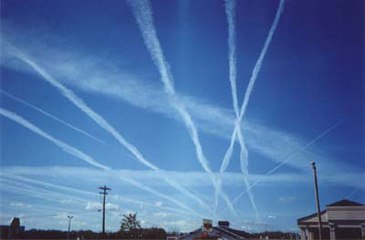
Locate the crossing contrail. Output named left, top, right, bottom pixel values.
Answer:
left=228, top=118, right=347, bottom=209
left=0, top=108, right=111, bottom=171
left=0, top=107, right=202, bottom=214
left=5, top=45, right=211, bottom=214
left=221, top=0, right=259, bottom=221
left=219, top=0, right=285, bottom=219
left=0, top=89, right=106, bottom=145
left=127, top=0, right=232, bottom=214
left=221, top=0, right=286, bottom=172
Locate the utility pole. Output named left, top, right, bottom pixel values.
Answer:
left=99, top=185, right=111, bottom=236
left=67, top=215, right=73, bottom=240
left=311, top=161, right=322, bottom=240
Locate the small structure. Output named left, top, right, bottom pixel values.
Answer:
left=180, top=220, right=252, bottom=240
left=0, top=217, right=25, bottom=239
left=297, top=199, right=365, bottom=240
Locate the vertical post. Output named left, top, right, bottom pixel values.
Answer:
left=67, top=215, right=73, bottom=240
left=329, top=222, right=336, bottom=240
left=360, top=223, right=365, bottom=240
left=311, top=161, right=323, bottom=240
left=99, top=185, right=111, bottom=237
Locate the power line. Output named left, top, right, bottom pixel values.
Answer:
left=98, top=185, right=111, bottom=236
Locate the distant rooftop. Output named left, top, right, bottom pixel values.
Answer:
left=327, top=199, right=364, bottom=207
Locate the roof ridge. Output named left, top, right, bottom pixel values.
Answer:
left=327, top=199, right=363, bottom=206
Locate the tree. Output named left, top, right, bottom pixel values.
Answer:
left=120, top=213, right=141, bottom=232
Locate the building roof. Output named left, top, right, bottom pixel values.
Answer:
left=327, top=199, right=363, bottom=207
left=297, top=210, right=327, bottom=224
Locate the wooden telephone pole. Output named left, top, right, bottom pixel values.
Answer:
left=311, top=161, right=323, bottom=240
left=99, top=185, right=111, bottom=236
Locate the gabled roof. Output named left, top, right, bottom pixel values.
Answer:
left=297, top=210, right=326, bottom=224
left=327, top=199, right=363, bottom=207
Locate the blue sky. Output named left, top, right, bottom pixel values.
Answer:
left=0, top=0, right=364, bottom=233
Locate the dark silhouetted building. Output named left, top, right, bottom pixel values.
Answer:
left=0, top=217, right=25, bottom=239
left=180, top=220, right=252, bottom=240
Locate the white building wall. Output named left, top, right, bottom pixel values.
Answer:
left=327, top=206, right=365, bottom=220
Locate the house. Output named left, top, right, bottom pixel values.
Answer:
left=297, top=199, right=365, bottom=240
left=180, top=220, right=252, bottom=240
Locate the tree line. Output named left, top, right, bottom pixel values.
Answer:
left=5, top=213, right=168, bottom=239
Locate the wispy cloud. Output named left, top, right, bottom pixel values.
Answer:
left=9, top=202, right=32, bottom=209
left=278, top=196, right=296, bottom=204
left=85, top=201, right=120, bottom=211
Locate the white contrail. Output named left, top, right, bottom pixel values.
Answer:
left=117, top=175, right=202, bottom=217
left=2, top=173, right=199, bottom=217
left=0, top=177, right=77, bottom=203
left=221, top=0, right=260, bottom=220
left=0, top=108, right=202, bottom=214
left=219, top=0, right=285, bottom=219
left=7, top=47, right=159, bottom=170
left=228, top=118, right=347, bottom=208
left=0, top=177, right=89, bottom=205
left=127, top=0, right=229, bottom=214
left=126, top=0, right=211, bottom=172
left=225, top=0, right=239, bottom=116
left=162, top=175, right=216, bottom=216
left=221, top=0, right=286, bottom=171
left=0, top=108, right=111, bottom=170
left=214, top=175, right=237, bottom=215
left=209, top=0, right=243, bottom=216
left=239, top=0, right=285, bottom=119
left=5, top=45, right=210, bottom=214
left=0, top=89, right=106, bottom=145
